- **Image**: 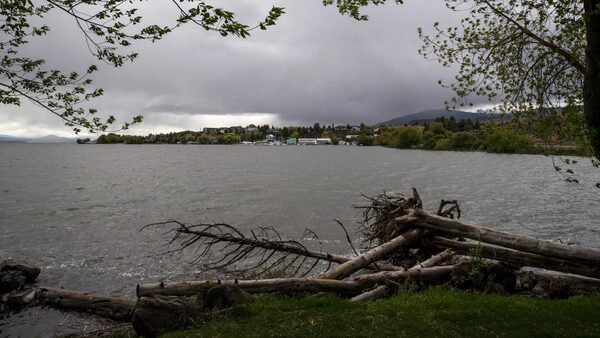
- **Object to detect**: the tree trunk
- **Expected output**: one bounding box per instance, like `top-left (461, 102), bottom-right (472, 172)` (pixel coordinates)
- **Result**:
top-left (518, 270), bottom-right (600, 298)
top-left (584, 0), bottom-right (600, 157)
top-left (350, 249), bottom-right (454, 302)
top-left (428, 236), bottom-right (600, 280)
top-left (37, 287), bottom-right (135, 321)
top-left (319, 229), bottom-right (423, 280)
top-left (411, 209), bottom-right (600, 265)
top-left (136, 265), bottom-right (453, 297)
top-left (352, 265), bottom-right (454, 285)
top-left (138, 278), bottom-right (361, 297)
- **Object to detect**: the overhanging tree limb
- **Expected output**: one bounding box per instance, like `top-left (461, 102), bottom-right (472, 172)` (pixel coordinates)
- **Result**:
top-left (482, 0), bottom-right (585, 74)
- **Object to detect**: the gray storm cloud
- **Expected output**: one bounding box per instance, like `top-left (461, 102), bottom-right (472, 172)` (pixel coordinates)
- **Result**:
top-left (0, 0), bottom-right (475, 137)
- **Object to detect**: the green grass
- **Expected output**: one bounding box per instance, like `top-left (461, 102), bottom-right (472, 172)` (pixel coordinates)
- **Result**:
top-left (162, 288), bottom-right (600, 338)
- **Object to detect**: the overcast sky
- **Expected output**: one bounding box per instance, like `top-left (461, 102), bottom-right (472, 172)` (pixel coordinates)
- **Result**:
top-left (0, 1), bottom-right (478, 137)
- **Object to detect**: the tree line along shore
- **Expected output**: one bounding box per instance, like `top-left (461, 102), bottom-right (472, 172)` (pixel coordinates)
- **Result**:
top-left (80, 112), bottom-right (590, 157)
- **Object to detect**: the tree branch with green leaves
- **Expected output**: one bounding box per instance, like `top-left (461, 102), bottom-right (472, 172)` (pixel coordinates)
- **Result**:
top-left (0, 1), bottom-right (285, 133)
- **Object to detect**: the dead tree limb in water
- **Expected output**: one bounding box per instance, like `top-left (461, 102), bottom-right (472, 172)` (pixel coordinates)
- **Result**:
top-left (142, 221), bottom-right (403, 276)
top-left (37, 287), bottom-right (135, 321)
top-left (350, 249), bottom-right (455, 302)
top-left (410, 209), bottom-right (600, 266)
top-left (427, 236), bottom-right (600, 280)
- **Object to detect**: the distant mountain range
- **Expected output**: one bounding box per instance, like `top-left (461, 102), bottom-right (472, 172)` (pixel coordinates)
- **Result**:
top-left (0, 134), bottom-right (76, 143)
top-left (376, 109), bottom-right (500, 126)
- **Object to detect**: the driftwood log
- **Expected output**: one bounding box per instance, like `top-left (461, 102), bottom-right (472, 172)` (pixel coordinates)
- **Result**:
top-left (411, 209), bottom-right (600, 266)
top-left (518, 271), bottom-right (600, 298)
top-left (136, 265), bottom-right (454, 297)
top-left (319, 229), bottom-right (423, 280)
top-left (427, 236), bottom-right (600, 280)
top-left (37, 287), bottom-right (135, 321)
top-left (350, 249), bottom-right (455, 302)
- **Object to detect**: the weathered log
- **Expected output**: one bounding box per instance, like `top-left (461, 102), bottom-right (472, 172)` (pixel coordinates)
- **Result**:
top-left (350, 249), bottom-right (455, 302)
top-left (37, 287), bottom-right (136, 321)
top-left (428, 236), bottom-right (600, 280)
top-left (136, 265), bottom-right (454, 297)
top-left (411, 209), bottom-right (600, 265)
top-left (138, 278), bottom-right (360, 297)
top-left (518, 271), bottom-right (600, 298)
top-left (353, 264), bottom-right (454, 285)
top-left (319, 229), bottom-right (423, 280)
top-left (5, 287), bottom-right (36, 308)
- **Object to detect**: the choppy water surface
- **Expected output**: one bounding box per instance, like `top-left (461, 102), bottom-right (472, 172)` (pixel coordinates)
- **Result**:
top-left (1, 144), bottom-right (599, 336)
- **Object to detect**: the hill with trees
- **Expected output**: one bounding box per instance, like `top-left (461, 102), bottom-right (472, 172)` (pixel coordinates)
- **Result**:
top-left (376, 109), bottom-right (499, 126)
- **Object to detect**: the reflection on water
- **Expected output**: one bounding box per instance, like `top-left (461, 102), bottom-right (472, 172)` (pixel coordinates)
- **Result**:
top-left (0, 143), bottom-right (599, 335)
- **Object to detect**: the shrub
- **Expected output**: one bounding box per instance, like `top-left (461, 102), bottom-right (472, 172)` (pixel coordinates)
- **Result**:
top-left (433, 138), bottom-right (452, 150)
top-left (390, 126), bottom-right (422, 148)
top-left (451, 132), bottom-right (478, 150)
top-left (481, 127), bottom-right (534, 153)
top-left (422, 122), bottom-right (449, 149)
top-left (220, 133), bottom-right (241, 144)
top-left (357, 134), bottom-right (374, 146)
top-left (197, 133), bottom-right (212, 144)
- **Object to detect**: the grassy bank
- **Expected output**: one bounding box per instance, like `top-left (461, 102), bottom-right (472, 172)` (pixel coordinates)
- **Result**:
top-left (163, 288), bottom-right (600, 338)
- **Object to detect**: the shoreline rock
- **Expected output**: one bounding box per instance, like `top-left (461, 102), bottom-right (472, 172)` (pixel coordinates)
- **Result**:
top-left (1, 259), bottom-right (41, 284)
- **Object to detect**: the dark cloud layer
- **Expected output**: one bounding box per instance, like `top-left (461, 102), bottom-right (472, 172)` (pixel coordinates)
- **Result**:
top-left (0, 1), bottom-right (476, 137)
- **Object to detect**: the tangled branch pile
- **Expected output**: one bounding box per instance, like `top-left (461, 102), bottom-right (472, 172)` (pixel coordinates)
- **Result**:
top-left (138, 188), bottom-right (600, 302)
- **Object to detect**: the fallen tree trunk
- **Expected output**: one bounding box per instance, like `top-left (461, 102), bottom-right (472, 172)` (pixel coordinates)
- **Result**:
top-left (353, 264), bottom-right (454, 285)
top-left (411, 209), bottom-right (600, 266)
top-left (136, 265), bottom-right (454, 297)
top-left (138, 279), bottom-right (360, 297)
top-left (518, 270), bottom-right (600, 298)
top-left (350, 249), bottom-right (455, 302)
top-left (428, 236), bottom-right (600, 280)
top-left (37, 287), bottom-right (136, 321)
top-left (319, 229), bottom-right (423, 280)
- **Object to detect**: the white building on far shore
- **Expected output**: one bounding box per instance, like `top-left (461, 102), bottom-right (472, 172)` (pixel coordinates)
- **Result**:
top-left (298, 138), bottom-right (317, 145)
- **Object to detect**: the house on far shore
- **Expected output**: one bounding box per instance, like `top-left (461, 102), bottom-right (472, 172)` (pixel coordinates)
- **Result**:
top-left (298, 138), bottom-right (317, 145)
top-left (286, 138), bottom-right (297, 145)
top-left (316, 138), bottom-right (332, 145)
top-left (230, 126), bottom-right (243, 133)
top-left (266, 134), bottom-right (276, 141)
top-left (203, 127), bottom-right (218, 134)
top-left (245, 124), bottom-right (259, 133)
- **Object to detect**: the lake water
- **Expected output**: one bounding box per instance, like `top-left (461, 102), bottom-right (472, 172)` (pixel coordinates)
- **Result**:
top-left (1, 144), bottom-right (599, 335)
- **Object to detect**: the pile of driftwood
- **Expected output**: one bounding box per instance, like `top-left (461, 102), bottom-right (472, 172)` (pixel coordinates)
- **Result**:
top-left (2, 189), bottom-right (600, 337)
top-left (136, 189), bottom-right (600, 301)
